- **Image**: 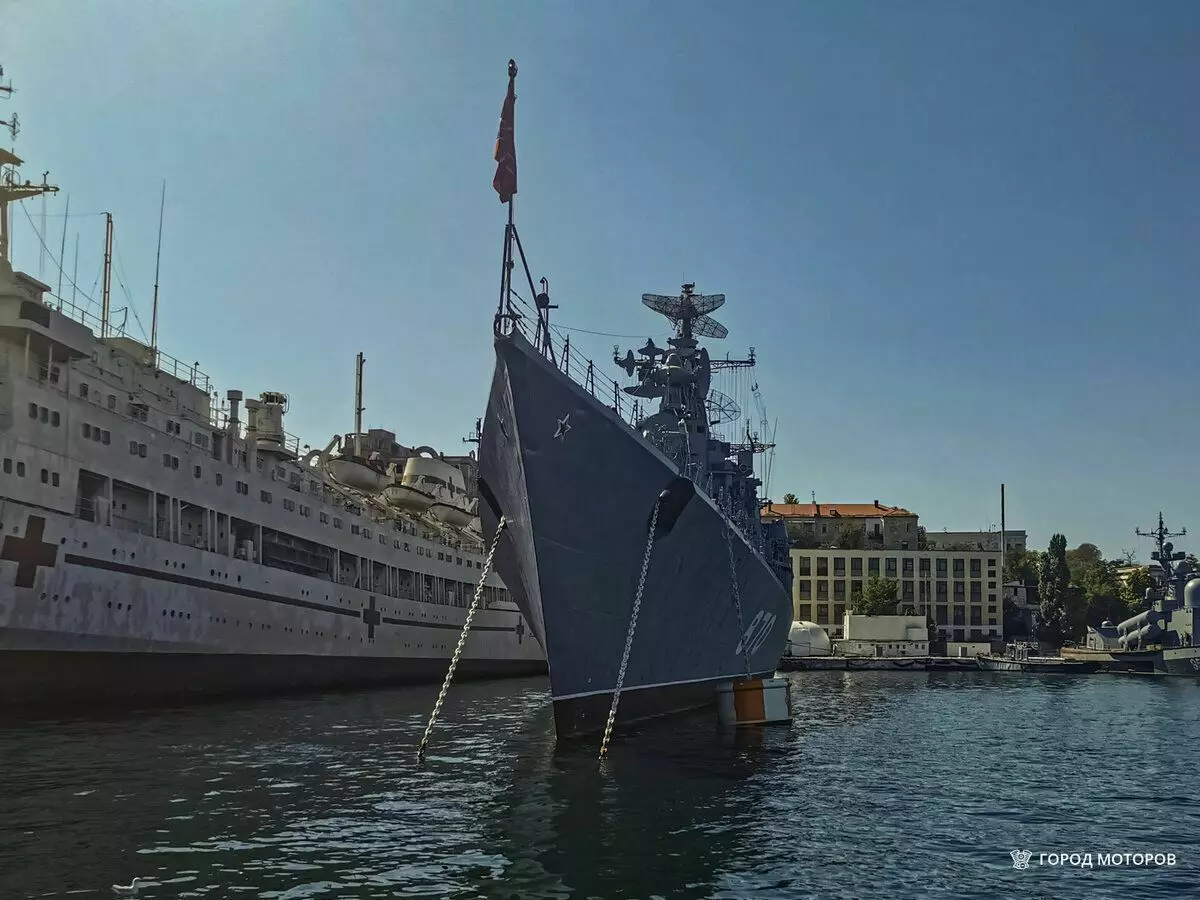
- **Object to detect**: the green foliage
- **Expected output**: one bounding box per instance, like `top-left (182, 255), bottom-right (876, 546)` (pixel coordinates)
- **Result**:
top-left (781, 492), bottom-right (799, 505)
top-left (1065, 543), bottom-right (1104, 582)
top-left (849, 575), bottom-right (901, 616)
top-left (1004, 549), bottom-right (1040, 587)
top-left (1038, 534), bottom-right (1072, 643)
top-left (917, 526), bottom-right (929, 550)
top-left (785, 522), bottom-right (819, 549)
top-left (834, 523), bottom-right (865, 549)
top-left (1122, 567), bottom-right (1156, 608)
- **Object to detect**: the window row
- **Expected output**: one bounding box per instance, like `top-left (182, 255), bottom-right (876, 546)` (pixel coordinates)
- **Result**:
top-left (2, 457), bottom-right (60, 486)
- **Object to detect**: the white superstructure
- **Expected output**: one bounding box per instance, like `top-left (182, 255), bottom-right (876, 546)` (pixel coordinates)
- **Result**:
top-left (0, 76), bottom-right (542, 705)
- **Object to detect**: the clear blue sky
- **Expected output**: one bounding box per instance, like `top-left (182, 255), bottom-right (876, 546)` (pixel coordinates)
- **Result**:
top-left (4, 1), bottom-right (1197, 562)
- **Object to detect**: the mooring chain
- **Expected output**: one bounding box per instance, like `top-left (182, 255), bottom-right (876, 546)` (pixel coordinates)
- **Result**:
top-left (599, 497), bottom-right (661, 760)
top-left (723, 491), bottom-right (751, 677)
top-left (417, 515), bottom-right (508, 763)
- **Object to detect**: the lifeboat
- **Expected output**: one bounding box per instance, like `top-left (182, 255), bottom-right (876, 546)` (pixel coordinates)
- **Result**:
top-left (384, 478), bottom-right (436, 512)
top-left (326, 454), bottom-right (388, 493)
top-left (429, 495), bottom-right (477, 528)
top-left (385, 452), bottom-right (475, 525)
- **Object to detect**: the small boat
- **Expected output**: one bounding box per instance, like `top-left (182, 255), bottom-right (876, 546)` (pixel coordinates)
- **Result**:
top-left (382, 450), bottom-right (476, 526)
top-left (326, 453), bottom-right (388, 493)
top-left (977, 642), bottom-right (1101, 673)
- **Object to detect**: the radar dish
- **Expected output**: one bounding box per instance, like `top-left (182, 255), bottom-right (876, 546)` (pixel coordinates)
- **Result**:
top-left (641, 291), bottom-right (726, 319)
top-left (692, 315), bottom-right (729, 339)
top-left (705, 389), bottom-right (740, 426)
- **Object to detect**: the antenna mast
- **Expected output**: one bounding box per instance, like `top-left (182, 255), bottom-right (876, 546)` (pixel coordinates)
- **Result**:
top-left (151, 180), bottom-right (166, 360)
top-left (0, 65), bottom-right (59, 268)
top-left (1137, 518), bottom-right (1185, 580)
top-left (353, 352), bottom-right (365, 458)
top-left (56, 194), bottom-right (68, 304)
top-left (100, 212), bottom-right (113, 338)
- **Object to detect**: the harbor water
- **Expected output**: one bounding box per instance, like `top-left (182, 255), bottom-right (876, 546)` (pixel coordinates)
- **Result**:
top-left (2, 671), bottom-right (1198, 899)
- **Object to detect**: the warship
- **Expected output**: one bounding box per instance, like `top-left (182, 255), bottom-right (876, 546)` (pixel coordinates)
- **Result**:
top-left (476, 62), bottom-right (793, 737)
top-left (0, 69), bottom-right (543, 708)
top-left (1064, 513), bottom-right (1200, 675)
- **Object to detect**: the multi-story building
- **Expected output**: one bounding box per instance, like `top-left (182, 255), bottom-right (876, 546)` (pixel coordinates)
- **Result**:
top-left (761, 501), bottom-right (919, 550)
top-left (925, 529), bottom-right (1027, 553)
top-left (791, 547), bottom-right (1004, 642)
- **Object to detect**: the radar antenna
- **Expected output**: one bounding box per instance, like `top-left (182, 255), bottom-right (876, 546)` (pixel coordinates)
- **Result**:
top-left (1136, 512), bottom-right (1188, 575)
top-left (642, 283), bottom-right (729, 341)
top-left (705, 389), bottom-right (741, 426)
top-left (0, 66), bottom-right (60, 265)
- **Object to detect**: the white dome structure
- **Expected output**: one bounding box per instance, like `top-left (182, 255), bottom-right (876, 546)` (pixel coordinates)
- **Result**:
top-left (786, 620), bottom-right (832, 657)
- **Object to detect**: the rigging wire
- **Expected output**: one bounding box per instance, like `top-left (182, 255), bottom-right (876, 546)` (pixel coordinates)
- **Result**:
top-left (18, 201), bottom-right (102, 310)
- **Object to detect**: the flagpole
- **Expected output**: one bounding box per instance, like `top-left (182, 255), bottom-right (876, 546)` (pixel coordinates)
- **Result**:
top-left (494, 59), bottom-right (518, 320)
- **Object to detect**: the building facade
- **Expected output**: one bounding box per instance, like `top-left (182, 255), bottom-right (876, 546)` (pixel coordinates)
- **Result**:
top-left (791, 547), bottom-right (1004, 642)
top-left (925, 529), bottom-right (1027, 553)
top-left (762, 501), bottom-right (919, 550)
top-left (837, 613), bottom-right (930, 657)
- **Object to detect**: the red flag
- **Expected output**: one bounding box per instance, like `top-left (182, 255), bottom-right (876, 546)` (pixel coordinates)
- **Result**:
top-left (492, 59), bottom-right (517, 203)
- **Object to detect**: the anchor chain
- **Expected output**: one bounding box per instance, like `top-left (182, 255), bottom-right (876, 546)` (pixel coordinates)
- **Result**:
top-left (599, 497), bottom-right (661, 759)
top-left (723, 492), bottom-right (751, 677)
top-left (417, 515), bottom-right (508, 763)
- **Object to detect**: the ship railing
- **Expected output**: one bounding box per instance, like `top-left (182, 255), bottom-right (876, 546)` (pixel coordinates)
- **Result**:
top-left (504, 292), bottom-right (645, 430)
top-left (40, 293), bottom-right (213, 394)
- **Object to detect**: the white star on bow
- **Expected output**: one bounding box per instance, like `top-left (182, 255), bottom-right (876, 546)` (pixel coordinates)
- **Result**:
top-left (553, 413), bottom-right (572, 440)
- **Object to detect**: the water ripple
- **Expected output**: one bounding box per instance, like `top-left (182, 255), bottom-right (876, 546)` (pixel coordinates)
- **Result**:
top-left (1, 672), bottom-right (1197, 898)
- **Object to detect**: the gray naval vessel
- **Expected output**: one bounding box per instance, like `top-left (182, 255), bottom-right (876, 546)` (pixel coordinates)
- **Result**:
top-left (1084, 513), bottom-right (1200, 675)
top-left (478, 274), bottom-right (794, 737)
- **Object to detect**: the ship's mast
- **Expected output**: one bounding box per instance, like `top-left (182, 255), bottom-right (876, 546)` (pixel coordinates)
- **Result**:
top-left (100, 212), bottom-right (113, 337)
top-left (151, 180), bottom-right (166, 361)
top-left (1136, 512), bottom-right (1187, 580)
top-left (353, 352), bottom-right (365, 458)
top-left (0, 66), bottom-right (60, 270)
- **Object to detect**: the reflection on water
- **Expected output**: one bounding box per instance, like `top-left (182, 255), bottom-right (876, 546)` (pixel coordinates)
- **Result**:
top-left (2, 672), bottom-right (1199, 899)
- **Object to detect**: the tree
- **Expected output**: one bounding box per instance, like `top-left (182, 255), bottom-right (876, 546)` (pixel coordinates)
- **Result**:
top-left (917, 526), bottom-right (930, 551)
top-left (1065, 543), bottom-right (1104, 583)
top-left (849, 576), bottom-right (901, 616)
top-left (785, 522), bottom-right (819, 549)
top-left (1122, 567), bottom-right (1156, 612)
top-left (1004, 549), bottom-right (1040, 587)
top-left (781, 492), bottom-right (799, 505)
top-left (833, 523), bottom-right (865, 549)
top-left (1038, 534), bottom-right (1071, 643)
top-left (1117, 548), bottom-right (1138, 566)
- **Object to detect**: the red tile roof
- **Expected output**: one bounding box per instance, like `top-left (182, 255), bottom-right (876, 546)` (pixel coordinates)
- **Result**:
top-left (761, 502), bottom-right (915, 519)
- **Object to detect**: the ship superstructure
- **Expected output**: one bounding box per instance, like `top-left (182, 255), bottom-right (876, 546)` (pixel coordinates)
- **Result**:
top-left (0, 72), bottom-right (543, 705)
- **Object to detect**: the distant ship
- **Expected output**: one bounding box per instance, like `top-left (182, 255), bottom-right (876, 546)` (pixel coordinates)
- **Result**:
top-left (1063, 513), bottom-right (1200, 675)
top-left (478, 276), bottom-right (793, 736)
top-left (0, 74), bottom-right (543, 707)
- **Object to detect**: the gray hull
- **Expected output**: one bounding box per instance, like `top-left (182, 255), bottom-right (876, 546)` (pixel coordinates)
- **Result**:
top-left (0, 650), bottom-right (544, 712)
top-left (1159, 647), bottom-right (1200, 676)
top-left (478, 329), bottom-right (792, 737)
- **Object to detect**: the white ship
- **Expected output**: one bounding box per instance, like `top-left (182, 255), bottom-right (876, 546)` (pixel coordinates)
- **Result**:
top-left (0, 75), bottom-right (544, 707)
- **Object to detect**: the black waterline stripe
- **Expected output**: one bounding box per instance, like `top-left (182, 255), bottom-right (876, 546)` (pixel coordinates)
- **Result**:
top-left (62, 554), bottom-right (518, 633)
